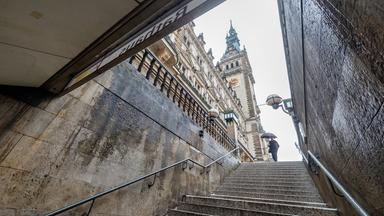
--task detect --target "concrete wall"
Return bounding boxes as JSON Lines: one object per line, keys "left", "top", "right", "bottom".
{"left": 279, "top": 0, "right": 383, "bottom": 215}
{"left": 0, "top": 61, "right": 239, "bottom": 215}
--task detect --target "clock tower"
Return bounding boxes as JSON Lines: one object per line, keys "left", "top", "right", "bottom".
{"left": 219, "top": 21, "right": 266, "bottom": 160}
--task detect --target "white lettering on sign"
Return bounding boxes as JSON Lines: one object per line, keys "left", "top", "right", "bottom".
{"left": 85, "top": 0, "right": 207, "bottom": 75}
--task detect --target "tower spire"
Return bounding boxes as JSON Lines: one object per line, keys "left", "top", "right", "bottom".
{"left": 224, "top": 20, "right": 241, "bottom": 57}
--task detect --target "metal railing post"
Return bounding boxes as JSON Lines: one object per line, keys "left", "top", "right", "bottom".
{"left": 137, "top": 51, "right": 148, "bottom": 72}
{"left": 85, "top": 199, "right": 95, "bottom": 216}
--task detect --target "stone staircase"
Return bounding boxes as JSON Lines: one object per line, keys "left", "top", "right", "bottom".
{"left": 167, "top": 161, "right": 338, "bottom": 215}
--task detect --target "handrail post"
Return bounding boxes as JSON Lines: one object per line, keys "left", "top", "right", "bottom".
{"left": 137, "top": 50, "right": 148, "bottom": 72}
{"left": 85, "top": 199, "right": 95, "bottom": 216}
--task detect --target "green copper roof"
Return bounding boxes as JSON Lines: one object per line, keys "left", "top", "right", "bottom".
{"left": 225, "top": 20, "right": 241, "bottom": 55}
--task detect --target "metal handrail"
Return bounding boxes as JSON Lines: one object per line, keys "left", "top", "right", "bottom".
{"left": 205, "top": 147, "right": 239, "bottom": 167}
{"left": 299, "top": 149, "right": 369, "bottom": 216}
{"left": 45, "top": 147, "right": 239, "bottom": 216}
{"left": 294, "top": 142, "right": 308, "bottom": 164}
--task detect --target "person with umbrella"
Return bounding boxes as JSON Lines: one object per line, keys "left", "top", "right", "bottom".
{"left": 261, "top": 132, "right": 280, "bottom": 162}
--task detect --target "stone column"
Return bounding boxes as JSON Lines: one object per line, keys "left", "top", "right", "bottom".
{"left": 226, "top": 120, "right": 240, "bottom": 157}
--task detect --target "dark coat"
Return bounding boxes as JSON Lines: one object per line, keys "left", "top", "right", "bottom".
{"left": 268, "top": 140, "right": 280, "bottom": 152}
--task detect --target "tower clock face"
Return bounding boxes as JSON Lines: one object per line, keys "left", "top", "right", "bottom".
{"left": 229, "top": 78, "right": 240, "bottom": 88}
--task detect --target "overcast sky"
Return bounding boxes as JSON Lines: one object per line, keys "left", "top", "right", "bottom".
{"left": 194, "top": 0, "right": 301, "bottom": 161}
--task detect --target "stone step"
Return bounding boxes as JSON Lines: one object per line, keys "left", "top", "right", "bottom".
{"left": 232, "top": 171, "right": 308, "bottom": 175}
{"left": 210, "top": 194, "right": 328, "bottom": 207}
{"left": 234, "top": 169, "right": 308, "bottom": 175}
{"left": 233, "top": 170, "right": 308, "bottom": 174}
{"left": 231, "top": 175, "right": 310, "bottom": 179}
{"left": 236, "top": 167, "right": 307, "bottom": 172}
{"left": 241, "top": 162, "right": 303, "bottom": 164}
{"left": 238, "top": 167, "right": 306, "bottom": 170}
{"left": 238, "top": 168, "right": 306, "bottom": 170}
{"left": 237, "top": 166, "right": 306, "bottom": 169}
{"left": 225, "top": 176, "right": 310, "bottom": 181}
{"left": 231, "top": 173, "right": 311, "bottom": 178}
{"left": 216, "top": 186, "right": 319, "bottom": 196}
{"left": 224, "top": 177, "right": 311, "bottom": 182}
{"left": 234, "top": 172, "right": 308, "bottom": 176}
{"left": 238, "top": 164, "right": 306, "bottom": 167}
{"left": 185, "top": 195, "right": 338, "bottom": 216}
{"left": 239, "top": 163, "right": 305, "bottom": 166}
{"left": 235, "top": 170, "right": 308, "bottom": 174}
{"left": 238, "top": 165, "right": 306, "bottom": 168}
{"left": 220, "top": 182, "right": 317, "bottom": 191}
{"left": 167, "top": 209, "right": 213, "bottom": 216}
{"left": 213, "top": 190, "right": 323, "bottom": 203}
{"left": 235, "top": 167, "right": 307, "bottom": 171}
{"left": 177, "top": 203, "right": 297, "bottom": 216}
{"left": 222, "top": 180, "right": 315, "bottom": 188}
{"left": 237, "top": 167, "right": 306, "bottom": 171}
{"left": 226, "top": 174, "right": 311, "bottom": 179}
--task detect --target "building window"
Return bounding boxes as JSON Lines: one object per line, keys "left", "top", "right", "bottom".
{"left": 226, "top": 65, "right": 229, "bottom": 70}
{"left": 231, "top": 63, "right": 234, "bottom": 68}
{"left": 236, "top": 61, "right": 239, "bottom": 67}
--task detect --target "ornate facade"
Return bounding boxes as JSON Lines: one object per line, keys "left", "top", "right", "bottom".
{"left": 148, "top": 22, "right": 268, "bottom": 160}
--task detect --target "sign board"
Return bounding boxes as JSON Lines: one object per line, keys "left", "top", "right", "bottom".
{"left": 64, "top": 0, "right": 223, "bottom": 93}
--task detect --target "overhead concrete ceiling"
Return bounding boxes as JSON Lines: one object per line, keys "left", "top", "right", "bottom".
{"left": 0, "top": 0, "right": 139, "bottom": 87}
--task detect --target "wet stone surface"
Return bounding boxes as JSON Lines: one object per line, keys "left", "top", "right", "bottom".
{"left": 0, "top": 61, "right": 238, "bottom": 215}
{"left": 279, "top": 0, "right": 384, "bottom": 214}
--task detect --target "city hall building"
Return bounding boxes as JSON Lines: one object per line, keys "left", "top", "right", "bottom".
{"left": 143, "top": 22, "right": 268, "bottom": 160}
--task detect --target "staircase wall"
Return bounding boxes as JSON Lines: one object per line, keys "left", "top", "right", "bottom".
{"left": 0, "top": 61, "right": 239, "bottom": 215}
{"left": 278, "top": 0, "right": 384, "bottom": 215}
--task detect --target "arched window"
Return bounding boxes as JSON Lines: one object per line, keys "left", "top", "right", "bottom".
{"left": 231, "top": 63, "right": 234, "bottom": 68}
{"left": 236, "top": 61, "right": 239, "bottom": 67}
{"left": 226, "top": 65, "right": 229, "bottom": 70}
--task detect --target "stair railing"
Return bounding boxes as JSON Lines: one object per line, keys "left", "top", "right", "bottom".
{"left": 45, "top": 147, "right": 239, "bottom": 216}
{"left": 296, "top": 145, "right": 369, "bottom": 216}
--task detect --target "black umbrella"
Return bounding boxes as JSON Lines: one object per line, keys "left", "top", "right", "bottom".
{"left": 261, "top": 132, "right": 277, "bottom": 139}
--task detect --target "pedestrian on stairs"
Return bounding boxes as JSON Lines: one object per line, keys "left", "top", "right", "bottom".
{"left": 268, "top": 138, "right": 279, "bottom": 161}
